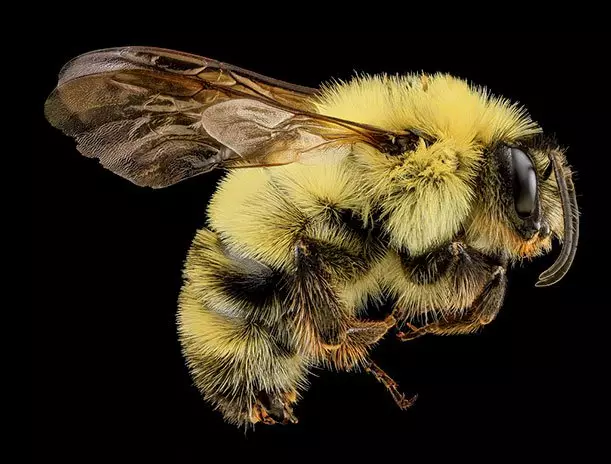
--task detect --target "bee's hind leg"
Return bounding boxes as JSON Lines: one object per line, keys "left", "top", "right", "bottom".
{"left": 364, "top": 359, "right": 418, "bottom": 410}
{"left": 252, "top": 391, "right": 299, "bottom": 425}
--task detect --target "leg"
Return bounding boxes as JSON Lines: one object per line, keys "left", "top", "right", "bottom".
{"left": 326, "top": 316, "right": 397, "bottom": 370}
{"left": 398, "top": 244, "right": 454, "bottom": 285}
{"left": 399, "top": 241, "right": 493, "bottom": 287}
{"left": 397, "top": 264, "right": 507, "bottom": 340}
{"left": 364, "top": 360, "right": 418, "bottom": 409}
{"left": 291, "top": 236, "right": 353, "bottom": 349}
{"left": 292, "top": 236, "right": 394, "bottom": 369}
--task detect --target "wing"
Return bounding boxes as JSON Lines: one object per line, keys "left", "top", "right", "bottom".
{"left": 45, "top": 46, "right": 419, "bottom": 188}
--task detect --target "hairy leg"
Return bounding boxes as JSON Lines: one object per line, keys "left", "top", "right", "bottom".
{"left": 397, "top": 264, "right": 507, "bottom": 340}
{"left": 292, "top": 235, "right": 395, "bottom": 369}
{"left": 364, "top": 360, "right": 418, "bottom": 409}
{"left": 326, "top": 316, "right": 397, "bottom": 370}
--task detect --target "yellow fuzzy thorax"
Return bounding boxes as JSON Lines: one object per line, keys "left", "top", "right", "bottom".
{"left": 314, "top": 73, "right": 540, "bottom": 145}
{"left": 313, "top": 74, "right": 542, "bottom": 254}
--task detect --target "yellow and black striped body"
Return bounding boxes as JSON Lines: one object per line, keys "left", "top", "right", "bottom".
{"left": 177, "top": 74, "right": 566, "bottom": 426}
{"left": 178, "top": 161, "right": 392, "bottom": 425}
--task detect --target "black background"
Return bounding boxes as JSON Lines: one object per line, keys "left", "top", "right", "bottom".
{"left": 32, "top": 10, "right": 604, "bottom": 460}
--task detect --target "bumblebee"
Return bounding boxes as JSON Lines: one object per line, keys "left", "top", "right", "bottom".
{"left": 45, "top": 46, "right": 579, "bottom": 427}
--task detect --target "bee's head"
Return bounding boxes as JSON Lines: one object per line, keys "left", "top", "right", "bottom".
{"left": 465, "top": 136, "right": 579, "bottom": 286}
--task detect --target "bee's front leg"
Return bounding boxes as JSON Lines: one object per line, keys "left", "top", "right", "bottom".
{"left": 397, "top": 262, "right": 507, "bottom": 340}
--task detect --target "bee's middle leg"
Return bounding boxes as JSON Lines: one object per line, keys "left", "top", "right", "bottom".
{"left": 293, "top": 235, "right": 392, "bottom": 369}
{"left": 326, "top": 316, "right": 397, "bottom": 370}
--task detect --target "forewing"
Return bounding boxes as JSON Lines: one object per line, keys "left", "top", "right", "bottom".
{"left": 46, "top": 46, "right": 418, "bottom": 188}
{"left": 45, "top": 47, "right": 320, "bottom": 188}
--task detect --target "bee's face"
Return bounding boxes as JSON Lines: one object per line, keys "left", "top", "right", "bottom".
{"left": 465, "top": 136, "right": 577, "bottom": 285}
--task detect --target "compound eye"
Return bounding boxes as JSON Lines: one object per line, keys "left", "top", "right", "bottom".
{"left": 511, "top": 148, "right": 537, "bottom": 218}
